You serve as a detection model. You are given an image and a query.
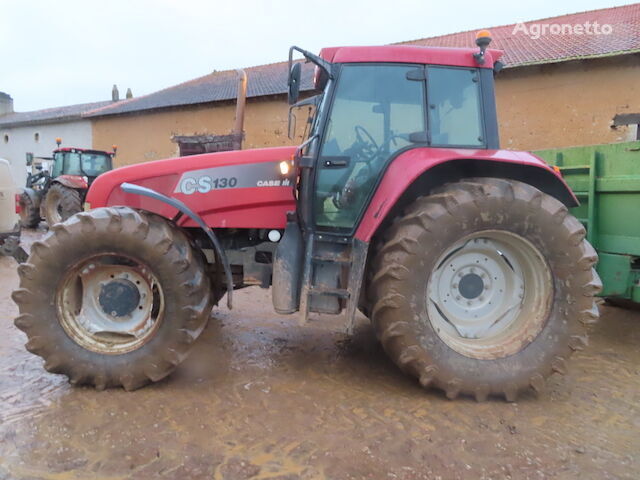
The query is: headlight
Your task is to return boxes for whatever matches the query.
[279,161,290,175]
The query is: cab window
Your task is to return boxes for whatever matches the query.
[427,66,484,147]
[315,64,425,230]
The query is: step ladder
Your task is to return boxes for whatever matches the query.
[298,233,368,333]
[555,150,598,246]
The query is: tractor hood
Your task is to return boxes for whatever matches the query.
[86,146,297,230]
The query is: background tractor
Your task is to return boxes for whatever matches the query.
[19,143,115,227]
[13,35,601,401]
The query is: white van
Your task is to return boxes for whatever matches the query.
[0,158,27,262]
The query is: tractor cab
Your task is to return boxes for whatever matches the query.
[52,147,114,185]
[288,43,503,233]
[279,41,505,322]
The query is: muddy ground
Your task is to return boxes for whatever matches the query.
[0,230,638,480]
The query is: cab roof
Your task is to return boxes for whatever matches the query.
[54,147,114,156]
[319,45,503,69]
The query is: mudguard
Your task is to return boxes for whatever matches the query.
[120,182,234,309]
[355,147,578,242]
[54,175,88,190]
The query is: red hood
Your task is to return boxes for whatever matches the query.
[86,146,297,229]
[87,146,296,207]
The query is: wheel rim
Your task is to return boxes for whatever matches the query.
[426,230,553,360]
[56,253,164,354]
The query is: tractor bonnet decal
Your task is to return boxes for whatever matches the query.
[175,161,293,195]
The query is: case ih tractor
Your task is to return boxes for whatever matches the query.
[19,144,114,227]
[13,34,601,401]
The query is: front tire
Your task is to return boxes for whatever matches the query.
[12,207,214,390]
[18,192,41,228]
[369,178,601,401]
[43,183,82,225]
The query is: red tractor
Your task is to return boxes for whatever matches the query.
[13,34,601,401]
[19,145,115,227]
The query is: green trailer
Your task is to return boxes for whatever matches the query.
[535,141,640,302]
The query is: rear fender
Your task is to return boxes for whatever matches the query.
[355,147,578,242]
[54,175,88,190]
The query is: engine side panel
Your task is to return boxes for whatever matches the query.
[355,147,577,242]
[86,146,297,229]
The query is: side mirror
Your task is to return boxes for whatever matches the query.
[288,62,302,105]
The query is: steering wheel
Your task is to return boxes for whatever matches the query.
[354,125,379,161]
[329,126,379,210]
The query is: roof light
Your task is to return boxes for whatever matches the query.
[476,29,492,41]
[473,30,492,65]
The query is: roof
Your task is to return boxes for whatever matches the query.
[0,100,114,128]
[5,4,637,124]
[319,45,502,68]
[85,43,503,118]
[60,3,640,120]
[403,3,640,67]
[85,62,314,118]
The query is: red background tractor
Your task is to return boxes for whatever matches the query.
[19,145,115,227]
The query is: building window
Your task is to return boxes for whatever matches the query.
[612,113,640,141]
[3,134,8,144]
[34,132,40,142]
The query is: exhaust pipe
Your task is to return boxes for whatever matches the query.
[233,69,247,149]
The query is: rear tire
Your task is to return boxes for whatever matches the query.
[369,178,601,401]
[12,207,214,390]
[18,192,41,228]
[43,183,82,225]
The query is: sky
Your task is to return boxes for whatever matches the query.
[1,0,634,112]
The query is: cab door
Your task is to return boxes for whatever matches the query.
[313,64,426,232]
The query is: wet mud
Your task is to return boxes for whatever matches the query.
[0,230,638,479]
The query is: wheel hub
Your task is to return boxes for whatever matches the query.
[99,279,141,317]
[458,272,484,299]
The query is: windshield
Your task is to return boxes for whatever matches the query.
[80,153,112,176]
[53,152,112,177]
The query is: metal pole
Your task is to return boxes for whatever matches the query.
[233,69,248,149]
